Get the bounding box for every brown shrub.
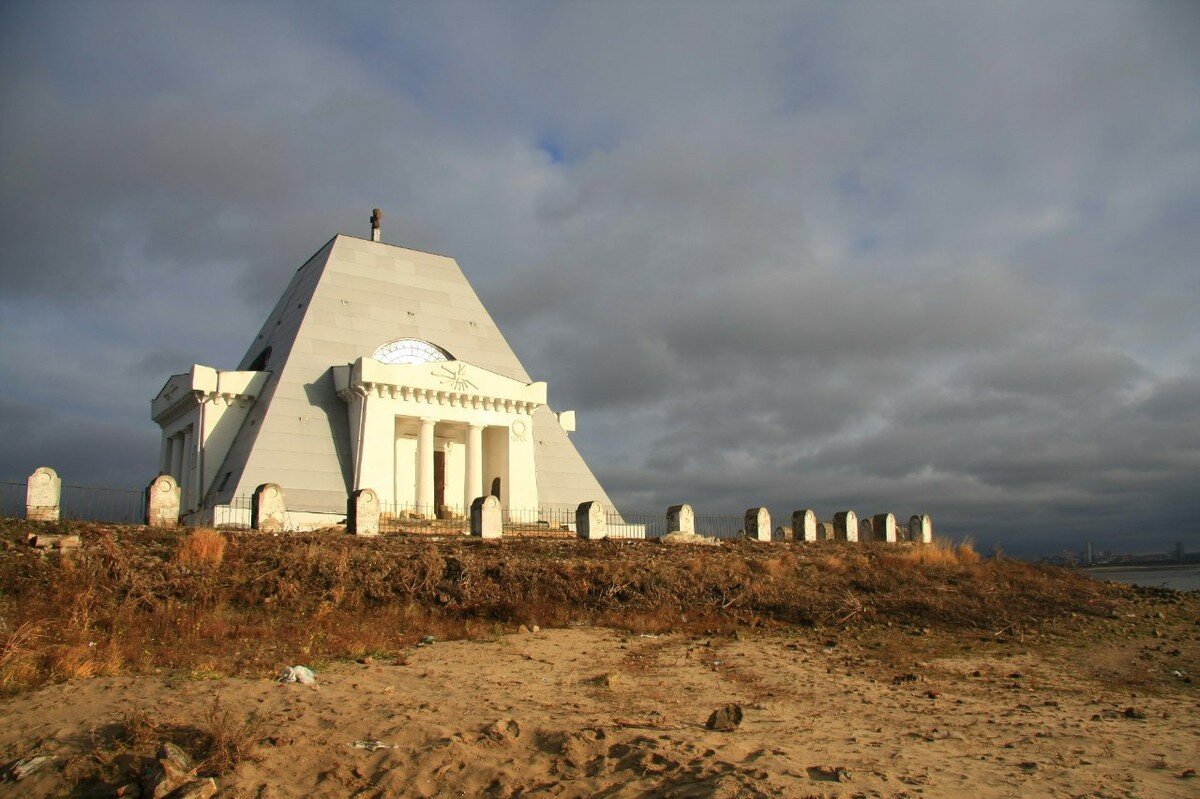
[175,529,227,568]
[955,539,981,564]
[0,517,1134,695]
[0,621,44,694]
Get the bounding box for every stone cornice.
[333,357,545,416]
[151,366,269,426]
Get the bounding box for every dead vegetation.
[0,517,1141,696]
[62,695,270,794]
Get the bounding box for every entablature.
[151,365,269,426]
[333,357,546,416]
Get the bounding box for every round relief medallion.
[158,480,172,492]
[267,487,278,499]
[511,419,528,440]
[39,472,51,483]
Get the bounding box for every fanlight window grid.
[372,338,453,365]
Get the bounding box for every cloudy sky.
[2,1,1197,556]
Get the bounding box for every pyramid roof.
[206,234,615,513]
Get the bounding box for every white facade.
[150,230,616,526]
[332,355,546,514]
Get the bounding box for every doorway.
[433,450,446,512]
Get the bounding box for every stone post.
[744,507,771,541]
[252,483,287,532]
[26,467,61,522]
[910,514,933,544]
[832,510,858,542]
[872,513,897,543]
[791,509,818,542]
[576,501,607,540]
[859,517,874,541]
[817,522,835,541]
[471,495,502,538]
[145,474,180,527]
[666,504,694,535]
[349,488,380,536]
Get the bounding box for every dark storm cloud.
[1,1,1197,556]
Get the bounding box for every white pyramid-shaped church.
[151,215,616,528]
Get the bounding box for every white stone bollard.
[818,522,835,541]
[832,511,858,542]
[744,507,771,541]
[576,501,607,540]
[791,509,817,542]
[145,474,181,527]
[349,488,380,536]
[909,514,933,544]
[471,495,502,538]
[666,504,695,535]
[26,467,61,522]
[859,517,874,541]
[872,513,898,543]
[252,483,287,532]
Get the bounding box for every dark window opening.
[248,346,272,371]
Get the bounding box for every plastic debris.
[279,665,316,684]
[7,755,56,781]
[417,635,436,647]
[352,740,397,751]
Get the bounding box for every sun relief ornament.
[433,362,477,391]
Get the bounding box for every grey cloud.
[1,1,1197,557]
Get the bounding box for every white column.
[180,426,194,511]
[465,423,484,508]
[416,417,436,516]
[170,433,184,484]
[160,434,173,475]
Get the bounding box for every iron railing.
[0,480,780,542]
[1,480,144,525]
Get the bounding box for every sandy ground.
[1,626,1197,799]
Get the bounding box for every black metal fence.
[1,480,144,525]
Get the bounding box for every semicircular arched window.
[372,338,453,365]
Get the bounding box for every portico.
[333,355,546,516]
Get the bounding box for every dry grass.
[65,695,270,793]
[174,528,227,568]
[0,517,1138,695]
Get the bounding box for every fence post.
[252,483,287,532]
[909,514,933,543]
[470,495,501,538]
[872,513,897,543]
[744,507,771,541]
[349,488,380,536]
[832,510,859,542]
[791,509,817,542]
[145,474,181,527]
[666,504,694,535]
[26,467,61,522]
[576,501,607,540]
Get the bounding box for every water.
[1082,564,1200,592]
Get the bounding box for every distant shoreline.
[1081,563,1198,574]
